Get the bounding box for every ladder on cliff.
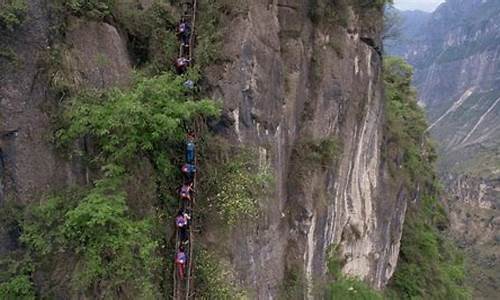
[172,159,196,300]
[173,1,198,299]
[178,0,198,61]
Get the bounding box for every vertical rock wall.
[0,1,133,205]
[0,0,133,260]
[204,0,405,297]
[0,0,73,205]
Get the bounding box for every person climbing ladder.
[176,209,191,244]
[175,246,187,280]
[172,1,199,299]
[178,182,194,202]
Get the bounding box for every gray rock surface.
[0,2,133,205]
[445,175,499,299]
[204,1,405,297]
[0,0,79,205]
[65,17,132,89]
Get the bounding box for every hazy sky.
[394,0,445,12]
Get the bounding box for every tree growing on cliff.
[0,0,27,30]
[0,71,220,298]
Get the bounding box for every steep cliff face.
[202,0,405,296]
[0,0,74,205]
[1,0,411,298]
[0,0,133,259]
[0,1,133,207]
[445,176,499,298]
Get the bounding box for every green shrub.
[199,138,273,226]
[195,248,244,299]
[21,180,162,297]
[215,156,271,225]
[113,0,177,71]
[326,245,344,279]
[328,277,383,300]
[384,57,435,188]
[0,201,35,299]
[56,71,220,176]
[63,0,114,19]
[324,247,383,300]
[389,196,471,300]
[292,137,342,176]
[193,0,224,67]
[10,68,219,298]
[0,275,35,299]
[0,0,27,30]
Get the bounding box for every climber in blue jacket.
[186,140,195,164]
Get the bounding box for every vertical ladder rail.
[184,142,196,299]
[172,232,179,300]
[173,1,199,299]
[188,0,198,61]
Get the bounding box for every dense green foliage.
[384,57,470,299]
[21,183,162,298]
[52,71,217,296]
[195,248,244,299]
[198,137,273,226]
[0,201,35,299]
[62,0,114,19]
[0,0,27,30]
[295,137,342,171]
[57,71,218,173]
[1,0,223,297]
[389,195,470,299]
[324,247,384,300]
[328,278,383,300]
[0,275,35,299]
[384,57,436,188]
[0,70,219,298]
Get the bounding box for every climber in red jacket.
[176,246,187,280]
[175,57,190,74]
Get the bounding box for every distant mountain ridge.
[386,9,430,57]
[388,0,500,177]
